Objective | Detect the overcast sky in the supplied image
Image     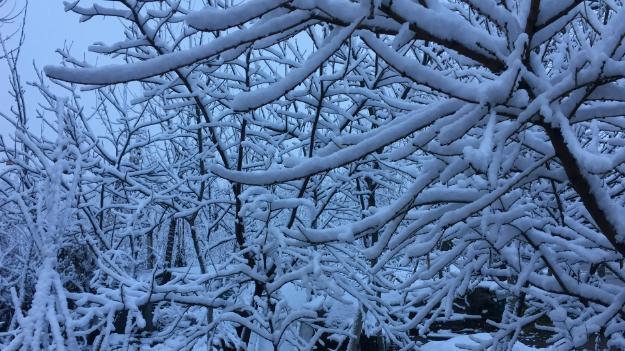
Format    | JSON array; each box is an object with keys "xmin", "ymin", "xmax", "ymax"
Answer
[{"xmin": 0, "ymin": 0, "xmax": 119, "ymax": 133}]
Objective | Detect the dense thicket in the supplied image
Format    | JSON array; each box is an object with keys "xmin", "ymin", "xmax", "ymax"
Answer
[{"xmin": 2, "ymin": 1, "xmax": 625, "ymax": 350}]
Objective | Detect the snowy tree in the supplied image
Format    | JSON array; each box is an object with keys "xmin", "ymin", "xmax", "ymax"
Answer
[{"xmin": 2, "ymin": 0, "xmax": 625, "ymax": 350}]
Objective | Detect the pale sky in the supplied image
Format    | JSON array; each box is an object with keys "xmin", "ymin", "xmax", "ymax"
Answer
[{"xmin": 0, "ymin": 0, "xmax": 120, "ymax": 132}]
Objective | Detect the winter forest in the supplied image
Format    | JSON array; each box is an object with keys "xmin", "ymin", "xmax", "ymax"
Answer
[{"xmin": 3, "ymin": 0, "xmax": 625, "ymax": 350}]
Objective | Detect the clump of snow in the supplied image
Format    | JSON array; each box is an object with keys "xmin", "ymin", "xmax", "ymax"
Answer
[{"xmin": 421, "ymin": 333, "xmax": 552, "ymax": 351}]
